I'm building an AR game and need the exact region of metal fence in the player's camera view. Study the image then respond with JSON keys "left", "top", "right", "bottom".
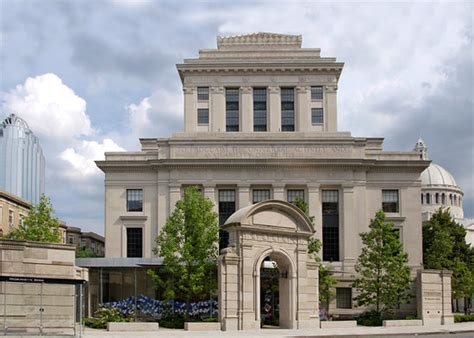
{"left": 0, "top": 276, "right": 85, "bottom": 336}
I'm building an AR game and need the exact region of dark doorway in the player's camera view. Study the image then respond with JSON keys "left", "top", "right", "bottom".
{"left": 260, "top": 258, "right": 280, "bottom": 328}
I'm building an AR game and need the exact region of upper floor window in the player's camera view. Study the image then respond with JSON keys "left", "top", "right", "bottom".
{"left": 253, "top": 88, "right": 267, "bottom": 132}
{"left": 311, "top": 108, "right": 324, "bottom": 124}
{"left": 226, "top": 88, "right": 239, "bottom": 132}
{"left": 218, "top": 189, "right": 236, "bottom": 250}
{"left": 382, "top": 190, "right": 399, "bottom": 213}
{"left": 127, "top": 189, "right": 143, "bottom": 212}
{"left": 8, "top": 210, "right": 14, "bottom": 228}
{"left": 126, "top": 227, "right": 143, "bottom": 258}
{"left": 425, "top": 193, "right": 430, "bottom": 204}
{"left": 252, "top": 189, "right": 271, "bottom": 204}
{"left": 281, "top": 88, "right": 295, "bottom": 131}
{"left": 197, "top": 108, "right": 209, "bottom": 124}
{"left": 287, "top": 189, "right": 305, "bottom": 203}
{"left": 435, "top": 193, "right": 439, "bottom": 204}
{"left": 311, "top": 86, "right": 323, "bottom": 100}
{"left": 441, "top": 193, "right": 446, "bottom": 205}
{"left": 19, "top": 214, "right": 25, "bottom": 227}
{"left": 197, "top": 87, "right": 209, "bottom": 101}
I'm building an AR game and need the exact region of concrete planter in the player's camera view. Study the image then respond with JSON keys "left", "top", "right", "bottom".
{"left": 184, "top": 322, "right": 221, "bottom": 331}
{"left": 107, "top": 322, "right": 159, "bottom": 331}
{"left": 383, "top": 319, "right": 423, "bottom": 327}
{"left": 320, "top": 320, "right": 357, "bottom": 328}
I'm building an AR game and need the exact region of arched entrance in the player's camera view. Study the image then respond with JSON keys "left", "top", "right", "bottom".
{"left": 218, "top": 200, "right": 320, "bottom": 331}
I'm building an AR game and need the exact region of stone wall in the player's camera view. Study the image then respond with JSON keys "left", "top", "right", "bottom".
{"left": 0, "top": 239, "right": 86, "bottom": 334}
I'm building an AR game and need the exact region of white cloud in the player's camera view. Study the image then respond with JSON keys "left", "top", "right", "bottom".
{"left": 1, "top": 73, "right": 94, "bottom": 141}
{"left": 59, "top": 139, "right": 125, "bottom": 180}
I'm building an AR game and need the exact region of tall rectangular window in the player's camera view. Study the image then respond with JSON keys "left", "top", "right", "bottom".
{"left": 226, "top": 88, "right": 239, "bottom": 131}
{"left": 126, "top": 227, "right": 143, "bottom": 258}
{"left": 126, "top": 189, "right": 143, "bottom": 212}
{"left": 322, "top": 190, "right": 339, "bottom": 261}
{"left": 382, "top": 190, "right": 399, "bottom": 213}
{"left": 197, "top": 87, "right": 209, "bottom": 101}
{"left": 287, "top": 189, "right": 305, "bottom": 203}
{"left": 8, "top": 210, "right": 14, "bottom": 228}
{"left": 197, "top": 108, "right": 209, "bottom": 124}
{"left": 311, "top": 108, "right": 324, "bottom": 124}
{"left": 281, "top": 88, "right": 295, "bottom": 131}
{"left": 253, "top": 88, "right": 267, "bottom": 131}
{"left": 336, "top": 288, "right": 352, "bottom": 309}
{"left": 252, "top": 189, "right": 271, "bottom": 204}
{"left": 219, "top": 190, "right": 236, "bottom": 250}
{"left": 311, "top": 86, "right": 323, "bottom": 100}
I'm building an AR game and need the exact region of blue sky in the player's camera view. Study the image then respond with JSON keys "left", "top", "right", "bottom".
{"left": 1, "top": 0, "right": 473, "bottom": 234}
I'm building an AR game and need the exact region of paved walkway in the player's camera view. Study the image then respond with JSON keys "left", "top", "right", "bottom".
{"left": 79, "top": 322, "right": 474, "bottom": 338}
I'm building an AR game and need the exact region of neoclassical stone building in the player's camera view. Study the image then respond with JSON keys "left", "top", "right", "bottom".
{"left": 96, "top": 33, "right": 429, "bottom": 318}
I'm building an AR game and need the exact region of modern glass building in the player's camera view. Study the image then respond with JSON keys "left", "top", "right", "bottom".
{"left": 0, "top": 114, "right": 45, "bottom": 205}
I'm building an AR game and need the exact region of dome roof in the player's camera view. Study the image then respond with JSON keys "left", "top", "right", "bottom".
{"left": 421, "top": 163, "right": 457, "bottom": 187}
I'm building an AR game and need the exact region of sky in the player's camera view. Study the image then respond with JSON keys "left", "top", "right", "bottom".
{"left": 0, "top": 0, "right": 473, "bottom": 235}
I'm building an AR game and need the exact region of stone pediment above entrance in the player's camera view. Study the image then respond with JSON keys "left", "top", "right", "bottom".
{"left": 224, "top": 200, "right": 314, "bottom": 235}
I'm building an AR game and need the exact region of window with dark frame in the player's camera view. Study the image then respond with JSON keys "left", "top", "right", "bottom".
{"left": 253, "top": 88, "right": 267, "bottom": 131}
{"left": 197, "top": 87, "right": 209, "bottom": 101}
{"left": 287, "top": 189, "right": 305, "bottom": 203}
{"left": 8, "top": 210, "right": 13, "bottom": 227}
{"left": 218, "top": 190, "right": 236, "bottom": 250}
{"left": 126, "top": 227, "right": 143, "bottom": 258}
{"left": 336, "top": 288, "right": 352, "bottom": 309}
{"left": 126, "top": 189, "right": 143, "bottom": 212}
{"left": 281, "top": 88, "right": 295, "bottom": 131}
{"left": 322, "top": 190, "right": 339, "bottom": 262}
{"left": 252, "top": 189, "right": 271, "bottom": 203}
{"left": 382, "top": 190, "right": 399, "bottom": 213}
{"left": 226, "top": 88, "right": 239, "bottom": 131}
{"left": 311, "top": 108, "right": 324, "bottom": 124}
{"left": 425, "top": 193, "right": 430, "bottom": 204}
{"left": 197, "top": 108, "right": 209, "bottom": 124}
{"left": 311, "top": 86, "right": 323, "bottom": 100}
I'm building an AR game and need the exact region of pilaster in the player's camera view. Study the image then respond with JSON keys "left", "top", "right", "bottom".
{"left": 296, "top": 86, "right": 310, "bottom": 132}
{"left": 272, "top": 183, "right": 285, "bottom": 201}
{"left": 183, "top": 87, "right": 196, "bottom": 132}
{"left": 268, "top": 86, "right": 281, "bottom": 132}
{"left": 325, "top": 85, "right": 338, "bottom": 132}
{"left": 240, "top": 86, "right": 253, "bottom": 132}
{"left": 169, "top": 184, "right": 181, "bottom": 214}
{"left": 308, "top": 184, "right": 322, "bottom": 253}
{"left": 342, "top": 184, "right": 355, "bottom": 264}
{"left": 204, "top": 184, "right": 218, "bottom": 213}
{"left": 211, "top": 86, "right": 225, "bottom": 132}
{"left": 238, "top": 184, "right": 250, "bottom": 209}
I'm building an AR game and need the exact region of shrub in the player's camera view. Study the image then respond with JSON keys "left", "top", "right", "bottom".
{"left": 84, "top": 306, "right": 134, "bottom": 329}
{"left": 356, "top": 311, "right": 383, "bottom": 326}
{"left": 159, "top": 315, "right": 185, "bottom": 329}
{"left": 454, "top": 314, "right": 474, "bottom": 322}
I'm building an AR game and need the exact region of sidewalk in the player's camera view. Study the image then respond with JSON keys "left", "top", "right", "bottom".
{"left": 80, "top": 322, "right": 474, "bottom": 338}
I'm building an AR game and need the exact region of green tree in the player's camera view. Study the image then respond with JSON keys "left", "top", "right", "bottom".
{"left": 76, "top": 246, "right": 97, "bottom": 258}
{"left": 148, "top": 186, "right": 219, "bottom": 319}
{"left": 4, "top": 194, "right": 62, "bottom": 243}
{"left": 293, "top": 198, "right": 336, "bottom": 308}
{"left": 353, "top": 210, "right": 411, "bottom": 316}
{"left": 423, "top": 208, "right": 474, "bottom": 300}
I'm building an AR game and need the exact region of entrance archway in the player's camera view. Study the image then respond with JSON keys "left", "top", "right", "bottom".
{"left": 218, "top": 200, "right": 319, "bottom": 331}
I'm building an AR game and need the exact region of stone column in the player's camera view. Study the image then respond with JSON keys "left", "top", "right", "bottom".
{"left": 272, "top": 183, "right": 285, "bottom": 201}
{"left": 308, "top": 184, "right": 322, "bottom": 257}
{"left": 325, "top": 85, "right": 338, "bottom": 132}
{"left": 169, "top": 184, "right": 181, "bottom": 214}
{"left": 296, "top": 86, "right": 310, "bottom": 132}
{"left": 183, "top": 87, "right": 196, "bottom": 132}
{"left": 218, "top": 250, "right": 240, "bottom": 331}
{"left": 238, "top": 184, "right": 250, "bottom": 209}
{"left": 240, "top": 86, "right": 253, "bottom": 132}
{"left": 341, "top": 184, "right": 355, "bottom": 265}
{"left": 211, "top": 86, "right": 225, "bottom": 132}
{"left": 204, "top": 184, "right": 218, "bottom": 213}
{"left": 156, "top": 181, "right": 169, "bottom": 255}
{"left": 268, "top": 86, "right": 281, "bottom": 132}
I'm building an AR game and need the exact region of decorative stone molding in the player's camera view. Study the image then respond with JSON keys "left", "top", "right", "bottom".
{"left": 217, "top": 32, "right": 302, "bottom": 49}
{"left": 210, "top": 86, "right": 224, "bottom": 94}
{"left": 296, "top": 86, "right": 310, "bottom": 94}
{"left": 325, "top": 85, "right": 338, "bottom": 93}
{"left": 268, "top": 86, "right": 280, "bottom": 94}
{"left": 240, "top": 86, "right": 252, "bottom": 94}
{"left": 183, "top": 87, "right": 195, "bottom": 94}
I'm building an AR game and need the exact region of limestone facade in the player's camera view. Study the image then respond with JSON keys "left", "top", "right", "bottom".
{"left": 96, "top": 32, "right": 429, "bottom": 317}
{"left": 0, "top": 190, "right": 30, "bottom": 236}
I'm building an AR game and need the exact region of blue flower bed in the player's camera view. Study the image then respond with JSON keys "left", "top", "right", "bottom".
{"left": 101, "top": 295, "right": 218, "bottom": 319}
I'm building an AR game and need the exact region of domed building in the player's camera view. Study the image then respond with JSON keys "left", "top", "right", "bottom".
{"left": 415, "top": 138, "right": 473, "bottom": 246}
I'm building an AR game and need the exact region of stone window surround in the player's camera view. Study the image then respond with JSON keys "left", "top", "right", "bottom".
{"left": 382, "top": 189, "right": 401, "bottom": 215}
{"left": 122, "top": 224, "right": 145, "bottom": 258}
